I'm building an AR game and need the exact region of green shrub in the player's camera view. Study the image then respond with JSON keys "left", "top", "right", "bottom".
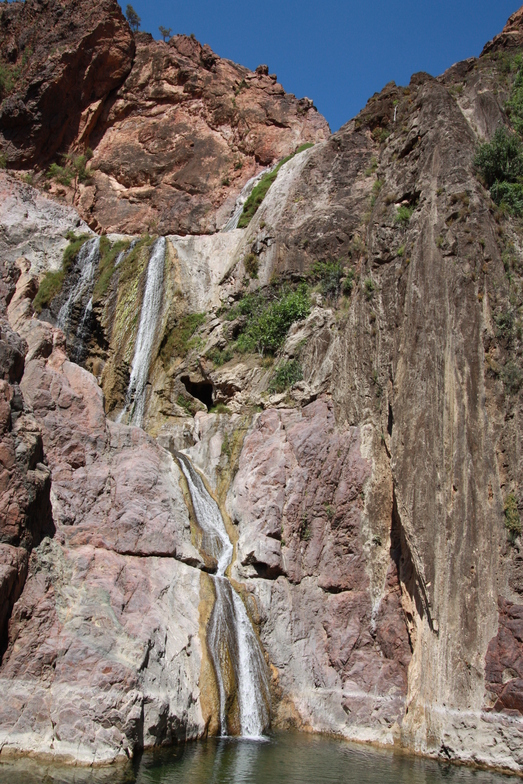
{"left": 48, "top": 162, "right": 72, "bottom": 186}
{"left": 33, "top": 233, "right": 90, "bottom": 312}
{"left": 364, "top": 278, "right": 376, "bottom": 299}
{"left": 235, "top": 284, "right": 310, "bottom": 355}
{"left": 490, "top": 180, "right": 523, "bottom": 216}
{"left": 342, "top": 269, "right": 355, "bottom": 296}
{"left": 92, "top": 237, "right": 130, "bottom": 302}
{"left": 311, "top": 259, "right": 345, "bottom": 298}
{"left": 505, "top": 54, "right": 523, "bottom": 135}
{"left": 208, "top": 346, "right": 234, "bottom": 366}
{"left": 269, "top": 359, "right": 303, "bottom": 393}
{"left": 176, "top": 394, "right": 195, "bottom": 416}
{"left": 502, "top": 360, "right": 523, "bottom": 393}
{"left": 210, "top": 402, "right": 231, "bottom": 414}
{"left": 244, "top": 253, "right": 259, "bottom": 278}
{"left": 475, "top": 127, "right": 523, "bottom": 188}
{"left": 504, "top": 493, "right": 521, "bottom": 541}
{"left": 495, "top": 309, "right": 514, "bottom": 338}
{"left": 47, "top": 151, "right": 93, "bottom": 191}
{"left": 238, "top": 144, "right": 314, "bottom": 228}
{"left": 395, "top": 204, "right": 414, "bottom": 226}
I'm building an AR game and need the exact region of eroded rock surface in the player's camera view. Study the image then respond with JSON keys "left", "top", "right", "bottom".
{"left": 0, "top": 268, "right": 207, "bottom": 763}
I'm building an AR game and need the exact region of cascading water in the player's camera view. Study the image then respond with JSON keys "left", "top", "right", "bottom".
{"left": 57, "top": 236, "right": 100, "bottom": 356}
{"left": 119, "top": 236, "right": 166, "bottom": 427}
{"left": 72, "top": 296, "right": 93, "bottom": 363}
{"left": 177, "top": 453, "right": 270, "bottom": 738}
{"left": 221, "top": 167, "right": 274, "bottom": 232}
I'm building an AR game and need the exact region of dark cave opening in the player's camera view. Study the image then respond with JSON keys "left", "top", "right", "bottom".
{"left": 181, "top": 376, "right": 214, "bottom": 410}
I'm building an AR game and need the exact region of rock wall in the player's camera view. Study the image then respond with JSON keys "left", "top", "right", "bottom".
{"left": 2, "top": 2, "right": 523, "bottom": 775}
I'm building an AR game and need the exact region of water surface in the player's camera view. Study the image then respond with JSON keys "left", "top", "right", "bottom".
{"left": 0, "top": 732, "right": 516, "bottom": 784}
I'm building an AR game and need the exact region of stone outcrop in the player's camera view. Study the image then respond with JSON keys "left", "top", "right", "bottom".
{"left": 78, "top": 32, "right": 329, "bottom": 235}
{"left": 0, "top": 2, "right": 329, "bottom": 235}
{"left": 0, "top": 264, "right": 210, "bottom": 763}
{"left": 0, "top": 0, "right": 134, "bottom": 167}
{"left": 0, "top": 260, "right": 52, "bottom": 669}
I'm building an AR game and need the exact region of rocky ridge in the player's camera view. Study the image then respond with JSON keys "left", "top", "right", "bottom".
{"left": 0, "top": 0, "right": 329, "bottom": 235}
{"left": 1, "top": 1, "right": 523, "bottom": 775}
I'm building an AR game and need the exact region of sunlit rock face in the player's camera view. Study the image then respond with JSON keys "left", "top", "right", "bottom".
{"left": 3, "top": 1, "right": 523, "bottom": 774}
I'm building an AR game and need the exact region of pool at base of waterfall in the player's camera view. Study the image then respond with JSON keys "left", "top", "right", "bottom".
{"left": 0, "top": 731, "right": 516, "bottom": 784}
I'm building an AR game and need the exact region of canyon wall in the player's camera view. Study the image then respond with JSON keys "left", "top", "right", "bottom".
{"left": 1, "top": 1, "right": 523, "bottom": 773}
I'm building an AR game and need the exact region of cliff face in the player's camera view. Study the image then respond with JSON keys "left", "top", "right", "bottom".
{"left": 2, "top": 1, "right": 523, "bottom": 773}
{"left": 0, "top": 0, "right": 329, "bottom": 235}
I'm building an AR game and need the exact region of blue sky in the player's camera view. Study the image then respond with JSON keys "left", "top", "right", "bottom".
{"left": 124, "top": 3, "right": 518, "bottom": 131}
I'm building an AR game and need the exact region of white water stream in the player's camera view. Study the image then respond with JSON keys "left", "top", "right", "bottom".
{"left": 177, "top": 453, "right": 270, "bottom": 738}
{"left": 221, "top": 168, "right": 273, "bottom": 232}
{"left": 119, "top": 236, "right": 166, "bottom": 427}
{"left": 57, "top": 236, "right": 100, "bottom": 352}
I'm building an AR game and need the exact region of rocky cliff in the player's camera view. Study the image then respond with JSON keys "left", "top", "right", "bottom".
{"left": 0, "top": 0, "right": 329, "bottom": 235}
{"left": 1, "top": 0, "right": 523, "bottom": 774}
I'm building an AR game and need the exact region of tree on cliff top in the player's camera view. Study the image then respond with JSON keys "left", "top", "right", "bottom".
{"left": 159, "top": 26, "right": 172, "bottom": 42}
{"left": 125, "top": 4, "right": 141, "bottom": 33}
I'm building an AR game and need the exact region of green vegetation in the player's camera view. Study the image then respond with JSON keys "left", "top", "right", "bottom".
{"left": 269, "top": 359, "right": 303, "bottom": 393}
{"left": 210, "top": 403, "right": 232, "bottom": 415}
{"left": 370, "top": 179, "right": 384, "bottom": 207}
{"left": 160, "top": 312, "right": 206, "bottom": 363}
{"left": 47, "top": 150, "right": 93, "bottom": 199}
{"left": 298, "top": 517, "right": 311, "bottom": 541}
{"left": 221, "top": 432, "right": 231, "bottom": 458}
{"left": 238, "top": 143, "right": 314, "bottom": 228}
{"left": 208, "top": 346, "right": 234, "bottom": 366}
{"left": 505, "top": 53, "right": 523, "bottom": 135}
{"left": 342, "top": 269, "right": 356, "bottom": 296}
{"left": 364, "top": 277, "right": 376, "bottom": 299}
{"left": 475, "top": 127, "right": 523, "bottom": 186}
{"left": 502, "top": 359, "right": 523, "bottom": 393}
{"left": 364, "top": 157, "right": 378, "bottom": 177}
{"left": 310, "top": 259, "right": 345, "bottom": 299}
{"left": 232, "top": 283, "right": 310, "bottom": 355}
{"left": 504, "top": 493, "right": 521, "bottom": 541}
{"left": 0, "top": 48, "right": 32, "bottom": 100}
{"left": 244, "top": 253, "right": 259, "bottom": 279}
{"left": 92, "top": 237, "right": 130, "bottom": 303}
{"left": 176, "top": 394, "right": 196, "bottom": 417}
{"left": 0, "top": 152, "right": 6, "bottom": 169}
{"left": 395, "top": 204, "right": 415, "bottom": 226}
{"left": 474, "top": 55, "right": 523, "bottom": 217}
{"left": 159, "top": 25, "right": 172, "bottom": 42}
{"left": 33, "top": 233, "right": 90, "bottom": 313}
{"left": 125, "top": 4, "right": 141, "bottom": 32}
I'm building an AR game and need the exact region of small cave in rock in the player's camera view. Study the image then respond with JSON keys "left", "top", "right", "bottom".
{"left": 181, "top": 376, "right": 214, "bottom": 410}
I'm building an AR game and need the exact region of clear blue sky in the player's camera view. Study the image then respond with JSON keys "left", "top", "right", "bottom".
{"left": 131, "top": 2, "right": 517, "bottom": 131}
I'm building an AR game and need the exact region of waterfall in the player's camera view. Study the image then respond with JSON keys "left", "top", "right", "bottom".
{"left": 72, "top": 296, "right": 93, "bottom": 363}
{"left": 221, "top": 168, "right": 274, "bottom": 232}
{"left": 177, "top": 453, "right": 270, "bottom": 738}
{"left": 57, "top": 236, "right": 100, "bottom": 352}
{"left": 119, "top": 236, "right": 166, "bottom": 428}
